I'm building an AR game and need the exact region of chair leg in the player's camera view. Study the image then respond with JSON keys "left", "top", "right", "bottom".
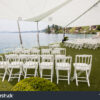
{"left": 68, "top": 70, "right": 70, "bottom": 85}
{"left": 51, "top": 69, "right": 53, "bottom": 82}
{"left": 57, "top": 70, "right": 59, "bottom": 84}
{"left": 86, "top": 70, "right": 90, "bottom": 87}
{"left": 24, "top": 68, "right": 27, "bottom": 79}
{"left": 40, "top": 69, "right": 43, "bottom": 78}
{"left": 2, "top": 68, "right": 7, "bottom": 82}
{"left": 75, "top": 69, "right": 78, "bottom": 86}
{"left": 8, "top": 68, "right": 13, "bottom": 82}
{"left": 72, "top": 68, "right": 76, "bottom": 81}
{"left": 34, "top": 68, "right": 37, "bottom": 77}
{"left": 18, "top": 68, "right": 22, "bottom": 82}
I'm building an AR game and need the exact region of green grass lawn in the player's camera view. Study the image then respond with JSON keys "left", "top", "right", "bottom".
{"left": 0, "top": 45, "right": 100, "bottom": 91}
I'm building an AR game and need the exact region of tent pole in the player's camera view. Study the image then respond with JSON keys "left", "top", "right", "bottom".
{"left": 17, "top": 17, "right": 23, "bottom": 48}
{"left": 62, "top": 27, "right": 66, "bottom": 43}
{"left": 36, "top": 21, "right": 40, "bottom": 48}
{"left": 63, "top": 27, "right": 66, "bottom": 38}
{"left": 84, "top": 33, "right": 86, "bottom": 38}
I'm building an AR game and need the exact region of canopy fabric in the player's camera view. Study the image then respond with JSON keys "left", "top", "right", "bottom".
{"left": 28, "top": 0, "right": 100, "bottom": 27}
{"left": 0, "top": 0, "right": 100, "bottom": 27}
{"left": 0, "top": 0, "right": 66, "bottom": 20}
{"left": 26, "top": 0, "right": 72, "bottom": 22}
{"left": 67, "top": 0, "right": 100, "bottom": 27}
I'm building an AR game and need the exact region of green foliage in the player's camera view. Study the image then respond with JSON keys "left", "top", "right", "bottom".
{"left": 97, "top": 25, "right": 100, "bottom": 31}
{"left": 55, "top": 25, "right": 59, "bottom": 33}
{"left": 12, "top": 77, "right": 59, "bottom": 91}
{"left": 45, "top": 25, "right": 64, "bottom": 33}
{"left": 88, "top": 30, "right": 96, "bottom": 34}
{"left": 45, "top": 25, "right": 51, "bottom": 33}
{"left": 58, "top": 29, "right": 63, "bottom": 33}
{"left": 45, "top": 24, "right": 99, "bottom": 34}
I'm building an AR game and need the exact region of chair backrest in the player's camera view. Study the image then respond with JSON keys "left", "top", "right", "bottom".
{"left": 31, "top": 49, "right": 40, "bottom": 55}
{"left": 54, "top": 48, "right": 66, "bottom": 55}
{"left": 41, "top": 49, "right": 51, "bottom": 55}
{"left": 19, "top": 55, "right": 28, "bottom": 62}
{"left": 49, "top": 43, "right": 60, "bottom": 48}
{"left": 21, "top": 50, "right": 30, "bottom": 54}
{"left": 28, "top": 55, "right": 40, "bottom": 63}
{"left": 41, "top": 55, "right": 54, "bottom": 63}
{"left": 5, "top": 54, "right": 19, "bottom": 62}
{"left": 5, "top": 54, "right": 17, "bottom": 60}
{"left": 75, "top": 55, "right": 92, "bottom": 65}
{"left": 13, "top": 48, "right": 23, "bottom": 54}
{"left": 55, "top": 56, "right": 72, "bottom": 65}
{"left": 51, "top": 49, "right": 61, "bottom": 55}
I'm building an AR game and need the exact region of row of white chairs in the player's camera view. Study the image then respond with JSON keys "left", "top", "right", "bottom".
{"left": 64, "top": 38, "right": 100, "bottom": 50}
{"left": 13, "top": 48, "right": 66, "bottom": 55}
{"left": 48, "top": 43, "right": 60, "bottom": 48}
{"left": 2, "top": 43, "right": 61, "bottom": 54}
{"left": 0, "top": 54, "right": 92, "bottom": 86}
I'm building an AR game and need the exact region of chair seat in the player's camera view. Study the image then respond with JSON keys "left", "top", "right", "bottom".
{"left": 8, "top": 62, "right": 23, "bottom": 68}
{"left": 23, "top": 62, "right": 38, "bottom": 68}
{"left": 0, "top": 61, "right": 8, "bottom": 68}
{"left": 56, "top": 63, "right": 71, "bottom": 70}
{"left": 40, "top": 62, "right": 53, "bottom": 69}
{"left": 73, "top": 63, "right": 90, "bottom": 70}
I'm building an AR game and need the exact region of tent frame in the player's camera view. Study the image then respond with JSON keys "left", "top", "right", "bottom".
{"left": 17, "top": 17, "right": 23, "bottom": 48}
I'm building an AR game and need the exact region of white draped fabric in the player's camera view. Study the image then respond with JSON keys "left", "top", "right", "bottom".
{"left": 0, "top": 0, "right": 66, "bottom": 20}
{"left": 41, "top": 0, "right": 100, "bottom": 27}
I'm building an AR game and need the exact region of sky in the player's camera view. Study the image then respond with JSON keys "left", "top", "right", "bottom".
{"left": 0, "top": 19, "right": 48, "bottom": 32}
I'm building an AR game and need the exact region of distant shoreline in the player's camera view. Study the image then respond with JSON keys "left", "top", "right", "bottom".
{"left": 0, "top": 32, "right": 96, "bottom": 34}
{"left": 0, "top": 31, "right": 44, "bottom": 33}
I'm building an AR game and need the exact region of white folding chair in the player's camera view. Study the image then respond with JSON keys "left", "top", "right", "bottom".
{"left": 39, "top": 55, "right": 54, "bottom": 82}
{"left": 21, "top": 50, "right": 30, "bottom": 54}
{"left": 19, "top": 54, "right": 29, "bottom": 63}
{"left": 0, "top": 56, "right": 8, "bottom": 82}
{"left": 55, "top": 56, "right": 72, "bottom": 84}
{"left": 5, "top": 54, "right": 18, "bottom": 60}
{"left": 41, "top": 49, "right": 51, "bottom": 55}
{"left": 23, "top": 55, "right": 40, "bottom": 78}
{"left": 7, "top": 55, "right": 23, "bottom": 82}
{"left": 51, "top": 49, "right": 61, "bottom": 55}
{"left": 13, "top": 48, "right": 23, "bottom": 54}
{"left": 54, "top": 48, "right": 66, "bottom": 55}
{"left": 73, "top": 55, "right": 92, "bottom": 86}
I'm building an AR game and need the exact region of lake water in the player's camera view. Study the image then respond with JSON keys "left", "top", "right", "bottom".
{"left": 0, "top": 32, "right": 95, "bottom": 53}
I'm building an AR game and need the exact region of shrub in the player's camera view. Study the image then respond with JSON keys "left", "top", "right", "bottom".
{"left": 63, "top": 36, "right": 68, "bottom": 41}
{"left": 12, "top": 77, "right": 59, "bottom": 91}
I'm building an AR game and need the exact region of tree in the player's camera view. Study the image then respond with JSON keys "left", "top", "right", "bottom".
{"left": 45, "top": 25, "right": 51, "bottom": 33}
{"left": 55, "top": 25, "right": 59, "bottom": 33}
{"left": 51, "top": 24, "right": 55, "bottom": 29}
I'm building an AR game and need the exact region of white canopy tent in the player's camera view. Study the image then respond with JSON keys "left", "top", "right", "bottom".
{"left": 0, "top": 0, "right": 100, "bottom": 47}
{"left": 26, "top": 0, "right": 100, "bottom": 27}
